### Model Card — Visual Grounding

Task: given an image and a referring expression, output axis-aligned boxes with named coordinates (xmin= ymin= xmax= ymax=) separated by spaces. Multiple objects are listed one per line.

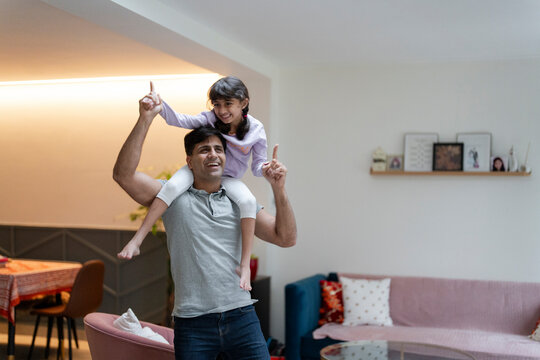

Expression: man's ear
xmin=186 ymin=156 xmax=193 ymax=170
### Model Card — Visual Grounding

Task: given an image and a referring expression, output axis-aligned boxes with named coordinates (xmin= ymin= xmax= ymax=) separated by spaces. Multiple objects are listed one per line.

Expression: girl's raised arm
xmin=250 ymin=126 xmax=268 ymax=177
xmin=160 ymin=100 xmax=214 ymax=129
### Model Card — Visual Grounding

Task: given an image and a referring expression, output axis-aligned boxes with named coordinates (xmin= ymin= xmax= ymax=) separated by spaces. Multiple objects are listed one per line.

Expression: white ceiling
xmin=3 ymin=0 xmax=540 ymax=81
xmin=160 ymin=0 xmax=540 ymax=65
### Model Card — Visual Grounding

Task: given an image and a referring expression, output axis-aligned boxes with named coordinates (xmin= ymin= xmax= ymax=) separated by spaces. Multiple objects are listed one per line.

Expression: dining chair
xmin=27 ymin=259 xmax=105 ymax=360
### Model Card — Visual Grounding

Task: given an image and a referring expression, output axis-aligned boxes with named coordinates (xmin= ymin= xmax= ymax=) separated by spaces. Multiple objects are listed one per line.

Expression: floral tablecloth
xmin=0 ymin=259 xmax=81 ymax=323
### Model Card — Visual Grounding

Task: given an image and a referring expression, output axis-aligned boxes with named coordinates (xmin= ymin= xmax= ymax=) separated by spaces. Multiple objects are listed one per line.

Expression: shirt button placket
xmin=208 ymin=194 xmax=215 ymax=215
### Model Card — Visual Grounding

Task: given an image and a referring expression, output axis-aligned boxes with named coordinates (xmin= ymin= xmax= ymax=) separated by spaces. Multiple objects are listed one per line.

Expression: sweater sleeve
xmin=250 ymin=127 xmax=268 ymax=177
xmin=159 ymin=100 xmax=213 ymax=129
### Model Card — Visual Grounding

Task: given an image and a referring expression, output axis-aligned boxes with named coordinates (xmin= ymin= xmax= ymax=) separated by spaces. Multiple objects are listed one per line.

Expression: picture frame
xmin=456 ymin=133 xmax=491 ymax=172
xmin=386 ymin=154 xmax=403 ymax=171
xmin=433 ymin=143 xmax=464 ymax=171
xmin=404 ymin=133 xmax=439 ymax=172
xmin=491 ymin=155 xmax=509 ymax=172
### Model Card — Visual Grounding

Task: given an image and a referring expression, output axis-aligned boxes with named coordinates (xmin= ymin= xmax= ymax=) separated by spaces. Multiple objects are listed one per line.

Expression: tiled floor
xmin=0 ymin=319 xmax=92 ymax=359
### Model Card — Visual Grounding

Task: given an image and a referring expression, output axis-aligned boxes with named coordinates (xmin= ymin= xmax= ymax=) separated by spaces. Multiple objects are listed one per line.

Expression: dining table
xmin=0 ymin=259 xmax=82 ymax=360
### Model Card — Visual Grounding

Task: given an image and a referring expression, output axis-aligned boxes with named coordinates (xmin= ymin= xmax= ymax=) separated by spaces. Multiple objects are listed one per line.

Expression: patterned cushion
xmin=318 ymin=280 xmax=344 ymax=326
xmin=531 ymin=317 xmax=540 ymax=341
xmin=341 ymin=277 xmax=393 ymax=326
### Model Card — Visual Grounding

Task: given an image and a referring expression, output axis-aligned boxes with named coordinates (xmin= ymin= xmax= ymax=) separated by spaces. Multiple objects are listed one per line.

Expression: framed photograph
xmin=433 ymin=143 xmax=464 ymax=171
xmin=456 ymin=133 xmax=491 ymax=172
xmin=386 ymin=154 xmax=403 ymax=171
xmin=404 ymin=133 xmax=439 ymax=172
xmin=491 ymin=155 xmax=509 ymax=172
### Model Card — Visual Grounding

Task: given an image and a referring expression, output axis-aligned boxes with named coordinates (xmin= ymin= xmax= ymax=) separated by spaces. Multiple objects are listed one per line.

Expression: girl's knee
xmin=237 ymin=193 xmax=256 ymax=208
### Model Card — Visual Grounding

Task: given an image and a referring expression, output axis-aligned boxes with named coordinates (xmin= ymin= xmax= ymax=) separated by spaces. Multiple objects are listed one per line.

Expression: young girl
xmin=118 ymin=76 xmax=267 ymax=291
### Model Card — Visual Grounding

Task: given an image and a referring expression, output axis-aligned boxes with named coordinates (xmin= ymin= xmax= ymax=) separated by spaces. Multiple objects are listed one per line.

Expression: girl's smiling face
xmin=211 ymin=98 xmax=248 ymax=126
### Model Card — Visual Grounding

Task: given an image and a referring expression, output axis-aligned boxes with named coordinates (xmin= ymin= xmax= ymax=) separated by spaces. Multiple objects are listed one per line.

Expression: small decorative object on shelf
xmin=433 ymin=143 xmax=463 ymax=171
xmin=520 ymin=142 xmax=532 ymax=173
xmin=491 ymin=155 xmax=508 ymax=172
xmin=509 ymin=146 xmax=519 ymax=172
xmin=371 ymin=147 xmax=387 ymax=172
xmin=386 ymin=154 xmax=403 ymax=171
xmin=404 ymin=133 xmax=439 ymax=172
xmin=457 ymin=133 xmax=491 ymax=172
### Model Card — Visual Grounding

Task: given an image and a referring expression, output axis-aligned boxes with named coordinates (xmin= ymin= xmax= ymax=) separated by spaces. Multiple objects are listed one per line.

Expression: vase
xmin=250 ymin=258 xmax=258 ymax=281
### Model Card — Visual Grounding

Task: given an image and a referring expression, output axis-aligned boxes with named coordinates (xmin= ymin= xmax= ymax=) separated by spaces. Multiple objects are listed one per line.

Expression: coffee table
xmin=321 ymin=340 xmax=476 ymax=360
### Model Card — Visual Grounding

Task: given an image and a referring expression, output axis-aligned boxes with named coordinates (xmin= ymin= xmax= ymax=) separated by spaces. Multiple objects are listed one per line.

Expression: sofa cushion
xmin=340 ymin=277 xmax=392 ymax=326
xmin=531 ymin=317 xmax=540 ymax=341
xmin=313 ymin=323 xmax=540 ymax=359
xmin=318 ymin=280 xmax=344 ymax=326
xmin=113 ymin=308 xmax=170 ymax=344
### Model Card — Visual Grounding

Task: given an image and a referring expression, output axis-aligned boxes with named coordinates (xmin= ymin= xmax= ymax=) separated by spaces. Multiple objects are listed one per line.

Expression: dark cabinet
xmin=251 ymin=275 xmax=270 ymax=339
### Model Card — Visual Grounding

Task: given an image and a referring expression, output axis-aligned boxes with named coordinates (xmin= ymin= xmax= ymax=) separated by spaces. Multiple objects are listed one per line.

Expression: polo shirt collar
xmin=188 ymin=185 xmax=226 ymax=196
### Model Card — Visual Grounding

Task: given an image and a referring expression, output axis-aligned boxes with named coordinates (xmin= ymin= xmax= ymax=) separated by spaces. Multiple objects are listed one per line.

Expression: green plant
xmin=128 ymin=165 xmax=180 ymax=234
xmin=128 ymin=164 xmax=180 ymax=327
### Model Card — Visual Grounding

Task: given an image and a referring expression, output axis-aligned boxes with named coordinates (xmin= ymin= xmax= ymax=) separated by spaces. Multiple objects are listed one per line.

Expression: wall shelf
xmin=370 ymin=169 xmax=531 ymax=177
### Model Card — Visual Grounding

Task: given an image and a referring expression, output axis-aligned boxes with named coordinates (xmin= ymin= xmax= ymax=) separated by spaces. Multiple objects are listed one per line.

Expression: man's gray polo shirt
xmin=161 ymin=183 xmax=260 ymax=318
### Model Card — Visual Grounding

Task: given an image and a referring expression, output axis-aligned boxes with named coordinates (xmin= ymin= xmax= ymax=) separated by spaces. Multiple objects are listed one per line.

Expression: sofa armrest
xmin=285 ymin=274 xmax=326 ymax=360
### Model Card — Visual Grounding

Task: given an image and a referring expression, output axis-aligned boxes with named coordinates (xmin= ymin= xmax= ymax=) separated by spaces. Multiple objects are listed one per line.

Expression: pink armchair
xmin=84 ymin=312 xmax=175 ymax=360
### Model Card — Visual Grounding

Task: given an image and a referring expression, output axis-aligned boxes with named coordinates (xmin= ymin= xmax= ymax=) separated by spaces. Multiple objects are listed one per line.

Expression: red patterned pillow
xmin=531 ymin=317 xmax=540 ymax=341
xmin=318 ymin=280 xmax=344 ymax=326
xmin=533 ymin=318 xmax=540 ymax=333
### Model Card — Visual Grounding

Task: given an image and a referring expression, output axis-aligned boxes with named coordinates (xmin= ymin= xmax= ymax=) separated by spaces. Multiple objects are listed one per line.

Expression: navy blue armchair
xmin=285 ymin=273 xmax=341 ymax=360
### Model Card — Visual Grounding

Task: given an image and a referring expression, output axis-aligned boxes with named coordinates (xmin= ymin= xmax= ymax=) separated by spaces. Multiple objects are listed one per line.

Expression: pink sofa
xmin=84 ymin=312 xmax=175 ymax=360
xmin=287 ymin=273 xmax=540 ymax=360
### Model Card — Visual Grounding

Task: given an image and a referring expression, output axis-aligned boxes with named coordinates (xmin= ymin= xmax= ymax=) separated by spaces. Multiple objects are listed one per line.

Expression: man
xmin=113 ymin=95 xmax=296 ymax=359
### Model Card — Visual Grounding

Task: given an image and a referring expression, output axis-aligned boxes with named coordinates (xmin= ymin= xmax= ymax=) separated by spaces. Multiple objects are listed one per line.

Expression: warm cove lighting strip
xmin=0 ymin=73 xmax=219 ymax=86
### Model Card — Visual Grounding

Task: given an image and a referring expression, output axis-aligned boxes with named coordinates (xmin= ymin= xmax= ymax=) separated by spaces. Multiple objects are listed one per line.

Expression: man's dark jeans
xmin=174 ymin=305 xmax=270 ymax=359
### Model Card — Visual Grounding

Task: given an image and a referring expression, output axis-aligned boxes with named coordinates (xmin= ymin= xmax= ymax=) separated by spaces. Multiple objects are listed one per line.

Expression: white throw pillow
xmin=113 ymin=308 xmax=142 ymax=333
xmin=113 ymin=308 xmax=170 ymax=344
xmin=340 ymin=277 xmax=393 ymax=326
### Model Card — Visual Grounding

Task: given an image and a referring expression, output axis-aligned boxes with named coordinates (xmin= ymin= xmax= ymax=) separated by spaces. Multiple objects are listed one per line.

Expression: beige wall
xmin=0 ymin=74 xmax=220 ymax=229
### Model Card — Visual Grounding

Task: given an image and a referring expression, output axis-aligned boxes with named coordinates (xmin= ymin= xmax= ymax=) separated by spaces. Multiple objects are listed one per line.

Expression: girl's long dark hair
xmin=208 ymin=76 xmax=250 ymax=140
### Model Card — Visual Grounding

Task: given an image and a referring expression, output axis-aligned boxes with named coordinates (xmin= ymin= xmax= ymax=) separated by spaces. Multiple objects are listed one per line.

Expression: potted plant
xmin=129 ymin=165 xmax=179 ymax=327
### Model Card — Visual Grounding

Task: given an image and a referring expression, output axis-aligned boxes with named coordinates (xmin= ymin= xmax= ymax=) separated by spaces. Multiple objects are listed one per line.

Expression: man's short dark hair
xmin=184 ymin=126 xmax=227 ymax=156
